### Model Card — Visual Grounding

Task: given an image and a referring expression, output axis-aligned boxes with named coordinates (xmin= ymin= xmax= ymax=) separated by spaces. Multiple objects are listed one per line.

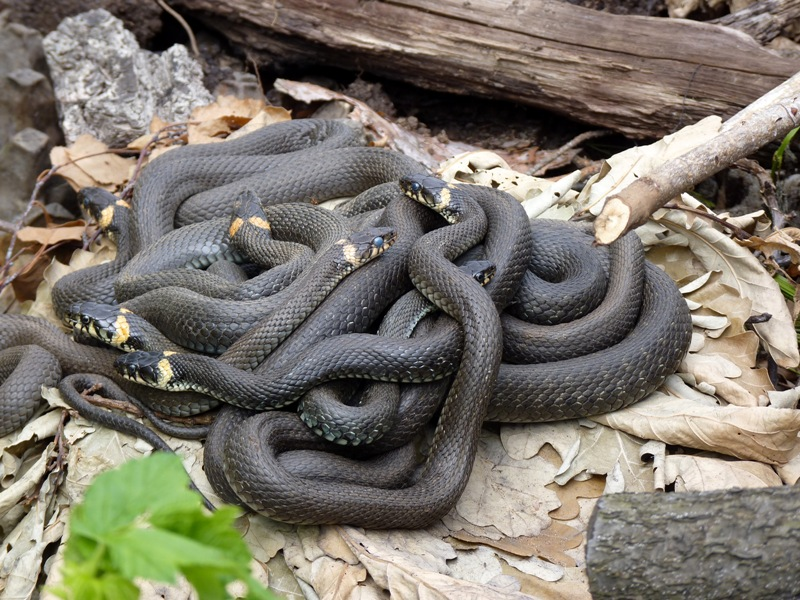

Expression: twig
xmin=594 ymin=71 xmax=800 ymax=244
xmin=119 ymin=123 xmax=190 ymax=200
xmin=155 ymin=0 xmax=200 ymax=57
xmin=662 ymin=203 xmax=753 ymax=240
xmin=528 ymin=129 xmax=612 ymax=176
xmin=0 ymin=164 xmax=61 ymax=291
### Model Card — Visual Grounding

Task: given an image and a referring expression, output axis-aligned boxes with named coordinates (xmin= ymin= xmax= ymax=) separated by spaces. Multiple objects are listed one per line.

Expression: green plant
xmin=52 ymin=453 xmax=276 ymax=600
xmin=771 ymin=125 xmax=800 ymax=184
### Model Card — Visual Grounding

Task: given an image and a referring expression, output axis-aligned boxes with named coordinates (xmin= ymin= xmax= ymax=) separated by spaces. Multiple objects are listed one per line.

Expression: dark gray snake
xmin=0 ymin=118 xmax=692 ymax=529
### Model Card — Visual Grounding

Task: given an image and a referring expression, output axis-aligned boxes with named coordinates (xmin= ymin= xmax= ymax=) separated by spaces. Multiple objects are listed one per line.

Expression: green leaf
xmin=772 ymin=125 xmax=800 ymax=183
xmin=70 ymin=453 xmax=201 ymax=542
xmin=53 ymin=564 xmax=139 ymax=600
xmin=153 ymin=505 xmax=251 ymax=563
xmin=60 ymin=454 xmax=275 ymax=600
xmin=109 ymin=526 xmax=235 ymax=581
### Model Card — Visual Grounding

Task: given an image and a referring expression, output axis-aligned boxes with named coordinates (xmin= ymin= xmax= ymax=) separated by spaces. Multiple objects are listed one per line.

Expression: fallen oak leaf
xmin=449 ymin=521 xmax=582 ymax=567
xmin=16 ymin=223 xmax=87 ymax=246
xmin=590 ymin=392 xmax=800 ymax=464
xmin=657 ymin=198 xmax=800 ymax=368
xmin=664 ymin=454 xmax=783 ymax=492
xmin=50 ymin=134 xmax=135 ymax=191
xmin=546 ymin=476 xmax=605 ymax=521
xmin=681 ymin=352 xmax=767 ymax=407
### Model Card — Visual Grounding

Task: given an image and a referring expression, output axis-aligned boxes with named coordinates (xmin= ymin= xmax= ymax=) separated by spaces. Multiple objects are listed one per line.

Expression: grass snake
xmin=0 ymin=119 xmax=692 ymax=528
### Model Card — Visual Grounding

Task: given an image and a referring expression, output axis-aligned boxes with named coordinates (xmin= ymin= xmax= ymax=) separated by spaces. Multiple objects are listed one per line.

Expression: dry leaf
xmin=577 ymin=116 xmax=723 ymax=214
xmin=336 ymin=527 xmax=534 ymax=600
xmin=49 ymin=134 xmax=135 ymax=191
xmin=664 ymin=454 xmax=783 ymax=491
xmin=552 ymin=423 xmax=655 ymax=491
xmin=500 ymin=421 xmax=583 ymax=464
xmin=546 ymin=476 xmax=605 ymax=521
xmin=591 ymin=392 xmax=800 ymax=464
xmin=16 ymin=224 xmax=87 ymax=246
xmin=455 ymin=432 xmax=561 ymax=538
xmin=657 ymin=200 xmax=800 ymax=368
xmin=500 ymin=563 xmax=591 ymax=600
xmin=741 ymin=227 xmax=800 ymax=264
xmin=449 ymin=521 xmax=583 ymax=567
xmin=681 ymin=353 xmax=766 ymax=407
xmin=438 ymin=151 xmax=581 ymax=217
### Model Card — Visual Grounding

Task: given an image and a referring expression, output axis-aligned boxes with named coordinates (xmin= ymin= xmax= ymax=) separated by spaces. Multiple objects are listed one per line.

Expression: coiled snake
xmin=0 ymin=118 xmax=692 ymax=528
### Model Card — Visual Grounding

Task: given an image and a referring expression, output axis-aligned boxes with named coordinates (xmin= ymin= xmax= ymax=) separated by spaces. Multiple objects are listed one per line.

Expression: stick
xmin=593 ymin=71 xmax=800 ymax=244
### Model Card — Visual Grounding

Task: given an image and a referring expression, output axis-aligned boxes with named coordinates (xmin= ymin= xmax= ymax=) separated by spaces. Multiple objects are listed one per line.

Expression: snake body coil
xmin=0 ymin=118 xmax=692 ymax=529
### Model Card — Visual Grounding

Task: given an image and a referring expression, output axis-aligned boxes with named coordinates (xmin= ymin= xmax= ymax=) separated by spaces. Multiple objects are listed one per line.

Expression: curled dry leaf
xmin=741 ymin=226 xmax=800 ymax=266
xmin=189 ymin=96 xmax=291 ymax=145
xmin=551 ymin=422 xmax=655 ymax=491
xmin=438 ymin=151 xmax=581 ymax=217
xmin=664 ymin=455 xmax=783 ymax=492
xmin=657 ymin=199 xmax=799 ymax=368
xmin=591 ymin=392 xmax=800 ymax=464
xmin=49 ymin=134 xmax=136 ymax=191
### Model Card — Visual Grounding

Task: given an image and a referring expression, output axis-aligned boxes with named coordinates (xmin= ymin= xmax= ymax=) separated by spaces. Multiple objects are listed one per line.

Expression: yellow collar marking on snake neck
xmin=247 ymin=215 xmax=271 ymax=231
xmin=229 ymin=217 xmax=243 ymax=238
xmin=98 ymin=206 xmax=115 ymax=230
xmin=438 ymin=186 xmax=452 ymax=210
xmin=339 ymin=240 xmax=362 ymax=269
xmin=112 ymin=315 xmax=131 ymax=347
xmin=157 ymin=352 xmax=177 ymax=388
xmin=116 ymin=199 xmax=131 ymax=209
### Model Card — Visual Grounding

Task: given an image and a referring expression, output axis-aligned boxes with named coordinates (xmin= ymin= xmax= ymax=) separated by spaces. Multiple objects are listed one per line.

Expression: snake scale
xmin=0 ymin=118 xmax=692 ymax=527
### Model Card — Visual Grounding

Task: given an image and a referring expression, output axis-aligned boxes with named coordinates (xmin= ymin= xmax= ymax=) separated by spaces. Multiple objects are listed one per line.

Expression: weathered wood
xmin=173 ymin=0 xmax=800 ymax=138
xmin=712 ymin=0 xmax=800 ymax=44
xmin=586 ymin=487 xmax=800 ymax=599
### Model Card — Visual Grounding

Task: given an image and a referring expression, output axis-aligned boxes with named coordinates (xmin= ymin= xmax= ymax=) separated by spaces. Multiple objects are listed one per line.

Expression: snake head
xmin=114 ymin=351 xmax=176 ymax=389
xmin=64 ymin=302 xmax=141 ymax=351
xmin=459 ymin=260 xmax=496 ymax=287
xmin=79 ymin=188 xmax=129 ymax=232
xmin=335 ymin=227 xmax=397 ymax=274
xmin=229 ymin=189 xmax=272 ymax=240
xmin=399 ymin=174 xmax=465 ymax=223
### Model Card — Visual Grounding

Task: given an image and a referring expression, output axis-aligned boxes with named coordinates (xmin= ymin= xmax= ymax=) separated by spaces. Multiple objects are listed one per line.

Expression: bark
xmin=171 ymin=0 xmax=800 ymax=139
xmin=586 ymin=486 xmax=800 ymax=599
xmin=712 ymin=0 xmax=800 ymax=44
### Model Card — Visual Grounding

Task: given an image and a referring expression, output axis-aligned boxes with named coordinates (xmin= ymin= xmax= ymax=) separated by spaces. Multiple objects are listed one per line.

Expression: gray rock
xmin=0 ymin=19 xmax=61 ymax=219
xmin=0 ymin=128 xmax=51 ymax=220
xmin=42 ymin=8 xmax=213 ymax=147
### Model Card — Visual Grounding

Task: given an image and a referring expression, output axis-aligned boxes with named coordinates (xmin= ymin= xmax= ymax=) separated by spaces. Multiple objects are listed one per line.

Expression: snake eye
xmin=410 ymin=181 xmax=421 ymax=194
xmin=373 ymin=236 xmax=384 ymax=248
xmin=80 ymin=315 xmax=91 ymax=326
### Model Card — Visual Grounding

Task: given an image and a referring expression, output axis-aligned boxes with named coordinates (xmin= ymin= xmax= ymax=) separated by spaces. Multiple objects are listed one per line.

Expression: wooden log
xmin=586 ymin=487 xmax=800 ymax=599
xmin=172 ymin=0 xmax=800 ymax=139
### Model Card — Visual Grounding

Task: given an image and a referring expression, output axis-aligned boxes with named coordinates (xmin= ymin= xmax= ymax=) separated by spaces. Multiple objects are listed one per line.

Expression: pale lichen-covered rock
xmin=42 ymin=8 xmax=214 ymax=147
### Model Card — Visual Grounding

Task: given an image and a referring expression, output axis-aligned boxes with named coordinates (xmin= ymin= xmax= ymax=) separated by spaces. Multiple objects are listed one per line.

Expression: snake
xmin=0 ymin=118 xmax=693 ymax=529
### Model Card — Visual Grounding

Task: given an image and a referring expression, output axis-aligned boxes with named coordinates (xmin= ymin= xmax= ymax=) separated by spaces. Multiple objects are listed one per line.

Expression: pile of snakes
xmin=0 ymin=118 xmax=692 ymax=528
